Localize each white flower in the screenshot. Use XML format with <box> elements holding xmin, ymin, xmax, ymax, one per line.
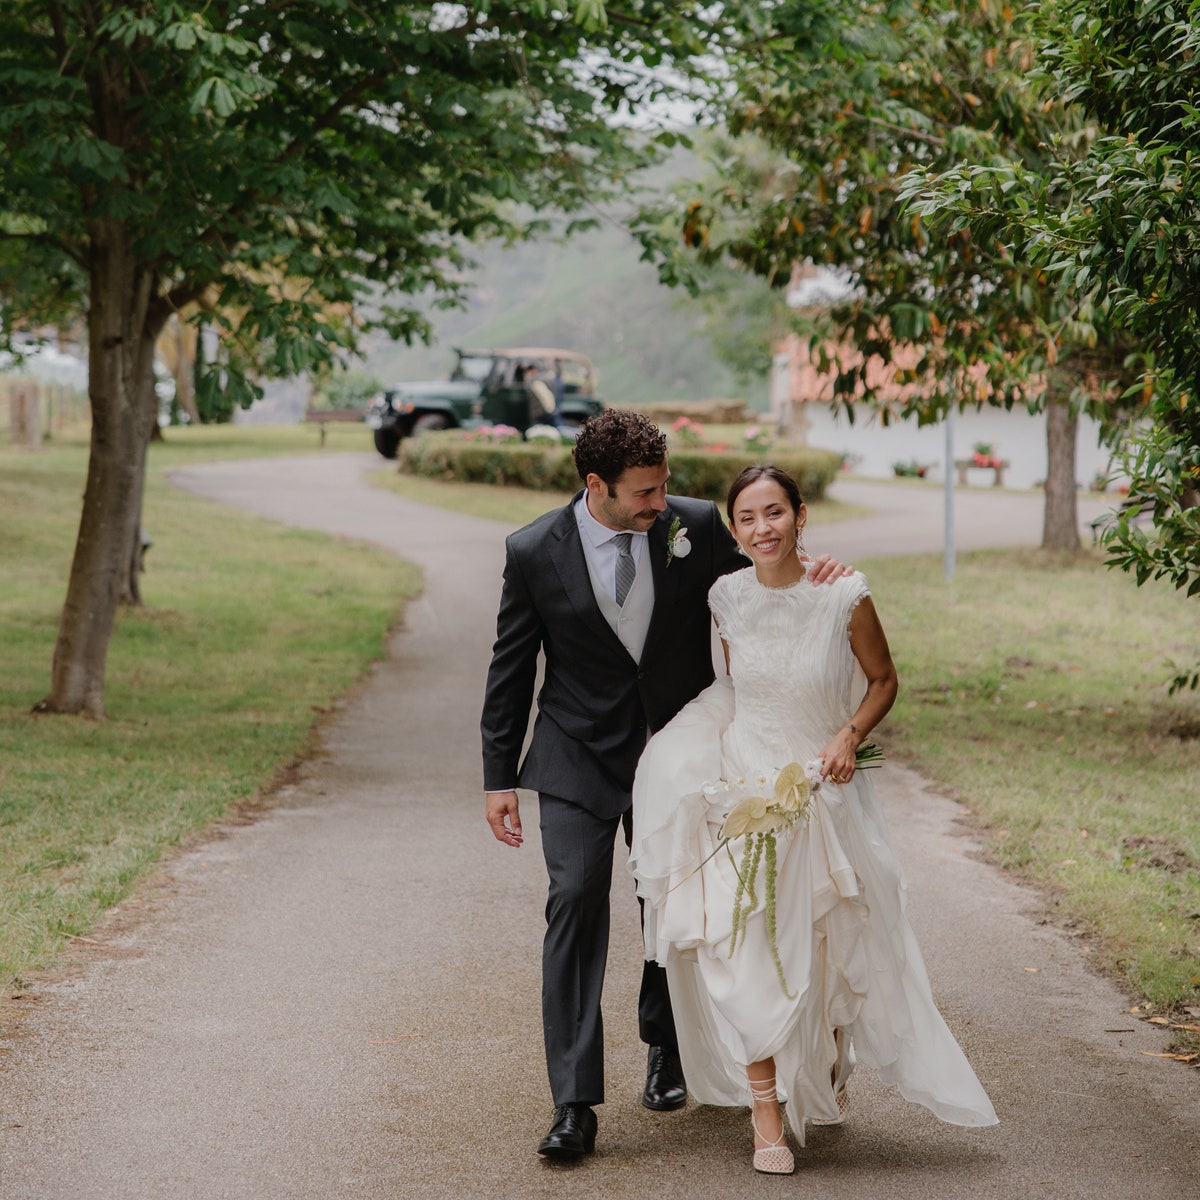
<box><xmin>803</xmin><ymin>758</ymin><xmax>825</xmax><ymax>786</ymax></box>
<box><xmin>667</xmin><ymin>516</ymin><xmax>691</xmax><ymax>564</ymax></box>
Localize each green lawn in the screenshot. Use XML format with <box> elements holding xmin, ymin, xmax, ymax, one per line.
<box><xmin>864</xmin><ymin>548</ymin><xmax>1200</xmax><ymax>1051</ymax></box>
<box><xmin>1</xmin><ymin>424</ymin><xmax>417</xmax><ymax>985</ymax></box>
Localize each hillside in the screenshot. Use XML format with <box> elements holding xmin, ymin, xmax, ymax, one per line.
<box><xmin>358</xmin><ymin>155</ymin><xmax>770</xmax><ymax>412</ymax></box>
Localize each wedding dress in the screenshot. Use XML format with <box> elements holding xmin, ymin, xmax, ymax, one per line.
<box><xmin>629</xmin><ymin>567</ymin><xmax>997</xmax><ymax>1141</ymax></box>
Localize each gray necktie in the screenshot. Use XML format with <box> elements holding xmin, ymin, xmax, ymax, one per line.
<box><xmin>613</xmin><ymin>532</ymin><xmax>635</xmax><ymax>606</ymax></box>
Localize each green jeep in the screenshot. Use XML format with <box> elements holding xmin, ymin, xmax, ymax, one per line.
<box><xmin>366</xmin><ymin>347</ymin><xmax>603</xmax><ymax>459</ymax></box>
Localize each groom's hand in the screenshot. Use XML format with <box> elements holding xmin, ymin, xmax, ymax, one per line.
<box><xmin>804</xmin><ymin>553</ymin><xmax>853</xmax><ymax>584</ymax></box>
<box><xmin>486</xmin><ymin>790</ymin><xmax>524</xmax><ymax>848</ymax></box>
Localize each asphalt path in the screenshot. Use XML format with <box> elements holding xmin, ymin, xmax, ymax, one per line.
<box><xmin>2</xmin><ymin>454</ymin><xmax>1196</xmax><ymax>1200</ymax></box>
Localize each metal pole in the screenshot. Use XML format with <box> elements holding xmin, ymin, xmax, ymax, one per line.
<box><xmin>944</xmin><ymin>405</ymin><xmax>956</xmax><ymax>581</ymax></box>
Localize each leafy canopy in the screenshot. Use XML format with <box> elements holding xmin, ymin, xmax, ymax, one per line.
<box><xmin>637</xmin><ymin>0</ymin><xmax>1129</xmax><ymax>427</ymax></box>
<box><xmin>905</xmin><ymin>0</ymin><xmax>1200</xmax><ymax>626</ymax></box>
<box><xmin>0</xmin><ymin>1</ymin><xmax>726</xmax><ymax>398</ymax></box>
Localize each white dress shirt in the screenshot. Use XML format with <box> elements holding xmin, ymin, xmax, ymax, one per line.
<box><xmin>574</xmin><ymin>494</ymin><xmax>648</xmax><ymax>602</ymax></box>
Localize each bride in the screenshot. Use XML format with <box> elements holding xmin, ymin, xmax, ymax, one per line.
<box><xmin>629</xmin><ymin>465</ymin><xmax>997</xmax><ymax>1174</ymax></box>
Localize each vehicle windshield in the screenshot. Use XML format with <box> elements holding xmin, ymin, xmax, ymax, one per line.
<box><xmin>451</xmin><ymin>353</ymin><xmax>495</xmax><ymax>383</ymax></box>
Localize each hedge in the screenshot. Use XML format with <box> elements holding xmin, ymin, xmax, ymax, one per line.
<box><xmin>397</xmin><ymin>433</ymin><xmax>842</xmax><ymax>504</ymax></box>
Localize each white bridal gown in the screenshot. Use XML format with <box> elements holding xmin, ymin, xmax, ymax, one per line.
<box><xmin>629</xmin><ymin>567</ymin><xmax>997</xmax><ymax>1140</ymax></box>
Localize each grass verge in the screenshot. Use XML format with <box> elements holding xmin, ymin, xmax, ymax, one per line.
<box><xmin>863</xmin><ymin>548</ymin><xmax>1199</xmax><ymax>1056</ymax></box>
<box><xmin>1</xmin><ymin>425</ymin><xmax>418</xmax><ymax>986</ymax></box>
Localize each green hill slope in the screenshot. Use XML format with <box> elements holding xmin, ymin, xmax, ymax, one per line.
<box><xmin>360</xmin><ymin>157</ymin><xmax>769</xmax><ymax>411</ymax></box>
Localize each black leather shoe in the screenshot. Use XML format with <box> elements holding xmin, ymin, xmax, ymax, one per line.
<box><xmin>537</xmin><ymin>1104</ymin><xmax>597</xmax><ymax>1160</ymax></box>
<box><xmin>642</xmin><ymin>1045</ymin><xmax>686</xmax><ymax>1111</ymax></box>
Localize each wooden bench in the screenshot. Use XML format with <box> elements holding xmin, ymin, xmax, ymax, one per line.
<box><xmin>954</xmin><ymin>458</ymin><xmax>1010</xmax><ymax>487</ymax></box>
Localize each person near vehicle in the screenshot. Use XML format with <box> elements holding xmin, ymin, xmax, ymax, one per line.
<box><xmin>524</xmin><ymin>362</ymin><xmax>562</xmax><ymax>430</ymax></box>
<box><xmin>479</xmin><ymin>412</ymin><xmax>851</xmax><ymax>1161</ymax></box>
<box><xmin>629</xmin><ymin>464</ymin><xmax>998</xmax><ymax>1175</ymax></box>
<box><xmin>552</xmin><ymin>358</ymin><xmax>568</xmax><ymax>412</ymax></box>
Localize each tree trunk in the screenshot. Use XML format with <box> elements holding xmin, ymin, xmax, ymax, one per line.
<box><xmin>1042</xmin><ymin>392</ymin><xmax>1081</xmax><ymax>552</ymax></box>
<box><xmin>119</xmin><ymin>354</ymin><xmax>163</xmax><ymax>606</ymax></box>
<box><xmin>35</xmin><ymin>220</ymin><xmax>162</xmax><ymax>718</ymax></box>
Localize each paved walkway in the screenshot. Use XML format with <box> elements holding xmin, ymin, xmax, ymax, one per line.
<box><xmin>2</xmin><ymin>456</ymin><xmax>1195</xmax><ymax>1200</ymax></box>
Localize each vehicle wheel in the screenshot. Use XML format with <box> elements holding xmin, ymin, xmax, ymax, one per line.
<box><xmin>412</xmin><ymin>412</ymin><xmax>450</xmax><ymax>435</ymax></box>
<box><xmin>373</xmin><ymin>428</ymin><xmax>401</xmax><ymax>459</ymax></box>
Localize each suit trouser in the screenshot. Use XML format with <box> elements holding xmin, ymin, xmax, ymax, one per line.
<box><xmin>538</xmin><ymin>792</ymin><xmax>677</xmax><ymax>1107</ymax></box>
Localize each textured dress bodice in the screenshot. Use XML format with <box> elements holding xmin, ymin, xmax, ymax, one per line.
<box><xmin>708</xmin><ymin>567</ymin><xmax>868</xmax><ymax>777</ymax></box>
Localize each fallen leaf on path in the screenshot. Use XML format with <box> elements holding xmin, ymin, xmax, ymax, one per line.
<box><xmin>1140</xmin><ymin>1051</ymin><xmax>1200</xmax><ymax>1062</ymax></box>
<box><xmin>1023</xmin><ymin>966</ymin><xmax>1039</xmax><ymax>973</ymax></box>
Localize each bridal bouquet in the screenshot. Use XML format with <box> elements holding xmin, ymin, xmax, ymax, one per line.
<box><xmin>715</xmin><ymin>743</ymin><xmax>885</xmax><ymax>996</ymax></box>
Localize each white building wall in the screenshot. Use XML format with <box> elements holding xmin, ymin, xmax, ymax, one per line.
<box><xmin>798</xmin><ymin>402</ymin><xmax>1117</xmax><ymax>492</ymax></box>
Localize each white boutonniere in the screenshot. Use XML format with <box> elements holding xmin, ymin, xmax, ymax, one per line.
<box><xmin>666</xmin><ymin>516</ymin><xmax>691</xmax><ymax>564</ymax></box>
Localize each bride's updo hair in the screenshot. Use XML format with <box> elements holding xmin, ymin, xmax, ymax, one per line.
<box><xmin>726</xmin><ymin>464</ymin><xmax>804</xmax><ymax>521</ymax></box>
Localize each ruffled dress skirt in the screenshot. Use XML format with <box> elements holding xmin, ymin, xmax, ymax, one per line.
<box><xmin>629</xmin><ymin>678</ymin><xmax>998</xmax><ymax>1142</ymax></box>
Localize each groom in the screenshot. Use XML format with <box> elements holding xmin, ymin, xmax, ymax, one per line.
<box><xmin>480</xmin><ymin>409</ymin><xmax>845</xmax><ymax>1160</ymax></box>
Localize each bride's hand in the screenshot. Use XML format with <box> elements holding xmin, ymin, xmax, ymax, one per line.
<box><xmin>818</xmin><ymin>731</ymin><xmax>859</xmax><ymax>785</ymax></box>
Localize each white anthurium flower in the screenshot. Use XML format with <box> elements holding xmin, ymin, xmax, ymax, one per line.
<box><xmin>666</xmin><ymin>516</ymin><xmax>691</xmax><ymax>564</ymax></box>
<box><xmin>720</xmin><ymin>794</ymin><xmax>772</xmax><ymax>839</ymax></box>
<box><xmin>773</xmin><ymin>762</ymin><xmax>812</xmax><ymax>816</ymax></box>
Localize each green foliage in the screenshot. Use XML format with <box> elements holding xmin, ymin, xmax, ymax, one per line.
<box><xmin>636</xmin><ymin>0</ymin><xmax>1133</xmax><ymax>429</ymax></box>
<box><xmin>665</xmin><ymin>447</ymin><xmax>839</xmax><ymax>505</ymax></box>
<box><xmin>400</xmin><ymin>434</ymin><xmax>581</xmax><ymax>491</ymax></box>
<box><xmin>0</xmin><ymin>1</ymin><xmax>729</xmax><ymax>390</ymax></box>
<box><xmin>398</xmin><ymin>431</ymin><xmax>840</xmax><ymax>503</ymax></box>
<box><xmin>905</xmin><ymin>0</ymin><xmax>1199</xmax><ymax>667</ymax></box>
<box><xmin>313</xmin><ymin>367</ymin><xmax>383</xmax><ymax>411</ymax></box>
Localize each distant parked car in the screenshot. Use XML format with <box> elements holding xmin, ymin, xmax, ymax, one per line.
<box><xmin>365</xmin><ymin>347</ymin><xmax>603</xmax><ymax>458</ymax></box>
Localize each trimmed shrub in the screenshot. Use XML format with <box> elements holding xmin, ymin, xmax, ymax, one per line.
<box><xmin>665</xmin><ymin>448</ymin><xmax>840</xmax><ymax>503</ymax></box>
<box><xmin>398</xmin><ymin>432</ymin><xmax>841</xmax><ymax>502</ymax></box>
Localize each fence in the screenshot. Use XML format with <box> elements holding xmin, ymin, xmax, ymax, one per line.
<box><xmin>0</xmin><ymin>376</ymin><xmax>90</xmax><ymax>448</ymax></box>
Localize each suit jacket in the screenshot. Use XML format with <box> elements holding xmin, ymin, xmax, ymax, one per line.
<box><xmin>480</xmin><ymin>491</ymin><xmax>745</xmax><ymax>819</ymax></box>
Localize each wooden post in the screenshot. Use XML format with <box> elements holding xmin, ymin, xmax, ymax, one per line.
<box><xmin>10</xmin><ymin>382</ymin><xmax>43</xmax><ymax>449</ymax></box>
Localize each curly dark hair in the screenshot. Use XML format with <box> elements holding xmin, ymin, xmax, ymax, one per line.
<box><xmin>572</xmin><ymin>409</ymin><xmax>668</xmax><ymax>487</ymax></box>
<box><xmin>726</xmin><ymin>464</ymin><xmax>804</xmax><ymax>522</ymax></box>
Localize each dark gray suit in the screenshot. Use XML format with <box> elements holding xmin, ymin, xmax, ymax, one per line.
<box><xmin>481</xmin><ymin>491</ymin><xmax>743</xmax><ymax>1106</ymax></box>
